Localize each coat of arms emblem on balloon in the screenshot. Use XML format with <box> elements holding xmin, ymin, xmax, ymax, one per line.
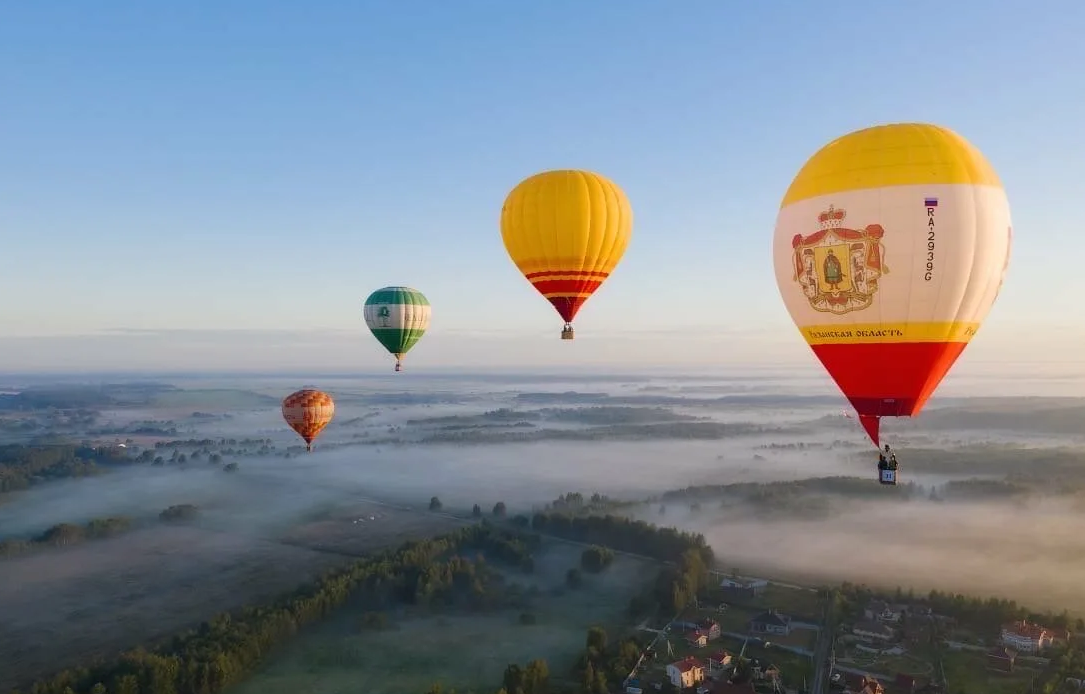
<box><xmin>791</xmin><ymin>205</ymin><xmax>889</xmax><ymax>315</ymax></box>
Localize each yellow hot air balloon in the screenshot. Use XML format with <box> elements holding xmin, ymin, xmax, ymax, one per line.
<box><xmin>772</xmin><ymin>123</ymin><xmax>1012</xmax><ymax>448</ymax></box>
<box><xmin>500</xmin><ymin>169</ymin><xmax>633</xmax><ymax>339</ymax></box>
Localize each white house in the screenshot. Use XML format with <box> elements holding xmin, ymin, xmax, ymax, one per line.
<box><xmin>864</xmin><ymin>600</ymin><xmax>903</xmax><ymax>623</ymax></box>
<box><xmin>1001</xmin><ymin>621</ymin><xmax>1053</xmax><ymax>653</ymax></box>
<box><xmin>853</xmin><ymin>620</ymin><xmax>895</xmax><ymax>643</ymax></box>
<box><xmin>719</xmin><ymin>577</ymin><xmax>768</xmax><ymax>592</ymax></box>
<box><xmin>666</xmin><ymin>657</ymin><xmax>706</xmax><ymax>689</ymax></box>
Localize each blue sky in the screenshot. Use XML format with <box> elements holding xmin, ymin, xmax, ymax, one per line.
<box><xmin>2</xmin><ymin>1</ymin><xmax>1083</xmax><ymax>372</ymax></box>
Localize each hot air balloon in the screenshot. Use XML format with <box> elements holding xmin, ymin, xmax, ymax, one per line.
<box><xmin>773</xmin><ymin>123</ymin><xmax>1012</xmax><ymax>450</ymax></box>
<box><xmin>500</xmin><ymin>169</ymin><xmax>633</xmax><ymax>340</ymax></box>
<box><xmin>363</xmin><ymin>286</ymin><xmax>431</xmax><ymax>372</ymax></box>
<box><xmin>281</xmin><ymin>388</ymin><xmax>335</xmax><ymax>452</ymax></box>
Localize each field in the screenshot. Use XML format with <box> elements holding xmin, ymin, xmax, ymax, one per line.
<box><xmin>712</xmin><ymin>583</ymin><xmax>824</xmax><ymax>619</ymax></box>
<box><xmin>834</xmin><ymin>641</ymin><xmax>936</xmax><ymax>682</ymax></box>
<box><xmin>0</xmin><ymin>503</ymin><xmax>460</xmax><ymax>692</ymax></box>
<box><xmin>940</xmin><ymin>648</ymin><xmax>1041</xmax><ymax>694</ymax></box>
<box><xmin>230</xmin><ymin>541</ymin><xmax>658</xmax><ymax>694</ymax></box>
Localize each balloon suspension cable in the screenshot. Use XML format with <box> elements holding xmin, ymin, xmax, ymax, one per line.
<box><xmin>858</xmin><ymin>413</ymin><xmax>881</xmax><ymax>448</ymax></box>
<box><xmin>561</xmin><ymin>323</ymin><xmax>575</xmax><ymax>340</ymax></box>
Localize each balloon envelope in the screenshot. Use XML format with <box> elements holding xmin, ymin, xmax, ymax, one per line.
<box><xmin>500</xmin><ymin>169</ymin><xmax>633</xmax><ymax>334</ymax></box>
<box><xmin>281</xmin><ymin>388</ymin><xmax>335</xmax><ymax>451</ymax></box>
<box><xmin>363</xmin><ymin>286</ymin><xmax>431</xmax><ymax>371</ymax></box>
<box><xmin>772</xmin><ymin>123</ymin><xmax>1012</xmax><ymax>445</ymax></box>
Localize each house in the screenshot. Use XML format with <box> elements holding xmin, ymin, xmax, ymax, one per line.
<box><xmin>986</xmin><ymin>646</ymin><xmax>1017</xmax><ymax>673</ymax></box>
<box><xmin>1001</xmin><ymin>620</ymin><xmax>1053</xmax><ymax>653</ymax></box>
<box><xmin>864</xmin><ymin>600</ymin><xmax>903</xmax><ymax>623</ymax></box>
<box><xmin>719</xmin><ymin>577</ymin><xmax>767</xmax><ymax>595</ymax></box>
<box><xmin>853</xmin><ymin>620</ymin><xmax>895</xmax><ymax>643</ymax></box>
<box><xmin>687</xmin><ymin>630</ymin><xmax>708</xmax><ymax>648</ymax></box>
<box><xmin>697</xmin><ymin>618</ymin><xmax>722</xmax><ymax>640</ymax></box>
<box><xmin>748</xmin><ymin>609</ymin><xmax>791</xmax><ymax>636</ymax></box>
<box><xmin>706</xmin><ymin>651</ymin><xmax>732</xmax><ymax>673</ymax></box>
<box><xmin>666</xmin><ymin>657</ymin><xmax>706</xmax><ymax>689</ymax></box>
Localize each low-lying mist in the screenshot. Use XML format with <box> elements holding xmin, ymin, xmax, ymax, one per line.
<box><xmin>635</xmin><ymin>497</ymin><xmax>1085</xmax><ymax>613</ymax></box>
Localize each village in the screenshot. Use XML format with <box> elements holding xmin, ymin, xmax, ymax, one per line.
<box><xmin>620</xmin><ymin>576</ymin><xmax>1074</xmax><ymax>694</ymax></box>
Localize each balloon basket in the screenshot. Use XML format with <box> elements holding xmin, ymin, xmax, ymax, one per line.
<box><xmin>561</xmin><ymin>325</ymin><xmax>575</xmax><ymax>340</ymax></box>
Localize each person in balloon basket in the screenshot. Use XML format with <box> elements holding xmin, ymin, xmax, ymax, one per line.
<box><xmin>877</xmin><ymin>445</ymin><xmax>898</xmax><ymax>485</ymax></box>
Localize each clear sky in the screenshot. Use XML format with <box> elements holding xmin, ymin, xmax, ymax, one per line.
<box><xmin>2</xmin><ymin>1</ymin><xmax>1083</xmax><ymax>373</ymax></box>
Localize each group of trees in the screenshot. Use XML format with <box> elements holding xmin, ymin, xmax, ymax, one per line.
<box><xmin>579</xmin><ymin>545</ymin><xmax>614</xmax><ymax>573</ymax></box>
<box><xmin>530</xmin><ymin>511</ymin><xmax>714</xmax><ymax>566</ymax></box>
<box><xmin>424</xmin><ymin>625</ymin><xmax>644</xmax><ymax>694</ymax></box>
<box><xmin>525</xmin><ymin>510</ymin><xmax>713</xmax><ymax>616</ymax></box>
<box><xmin>0</xmin><ymin>516</ymin><xmax>133</xmax><ymax>556</ymax></box>
<box><xmin>10</xmin><ymin>523</ymin><xmax>544</xmax><ymax>694</ymax></box>
<box><xmin>469</xmin><ymin>502</ymin><xmax>508</xmax><ymax>518</ymax></box>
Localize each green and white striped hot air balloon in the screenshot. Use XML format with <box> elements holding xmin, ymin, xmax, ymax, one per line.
<box><xmin>362</xmin><ymin>286</ymin><xmax>431</xmax><ymax>372</ymax></box>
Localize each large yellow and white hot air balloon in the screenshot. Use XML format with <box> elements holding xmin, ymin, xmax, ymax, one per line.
<box><xmin>500</xmin><ymin>169</ymin><xmax>633</xmax><ymax>339</ymax></box>
<box><xmin>773</xmin><ymin>123</ymin><xmax>1012</xmax><ymax>446</ymax></box>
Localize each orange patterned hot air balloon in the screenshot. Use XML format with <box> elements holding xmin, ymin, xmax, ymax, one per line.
<box><xmin>281</xmin><ymin>388</ymin><xmax>335</xmax><ymax>452</ymax></box>
<box><xmin>500</xmin><ymin>169</ymin><xmax>633</xmax><ymax>340</ymax></box>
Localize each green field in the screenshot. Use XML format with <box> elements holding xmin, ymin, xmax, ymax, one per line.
<box><xmin>709</xmin><ymin>583</ymin><xmax>823</xmax><ymax>619</ymax></box>
<box><xmin>229</xmin><ymin>542</ymin><xmax>656</xmax><ymax>694</ymax></box>
<box><xmin>941</xmin><ymin>649</ymin><xmax>1040</xmax><ymax>694</ymax></box>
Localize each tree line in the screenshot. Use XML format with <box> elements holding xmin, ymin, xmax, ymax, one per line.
<box><xmin>0</xmin><ymin>444</ymin><xmax>132</xmax><ymax>493</ymax></box>
<box><xmin>835</xmin><ymin>582</ymin><xmax>1085</xmax><ymax>635</ymax></box>
<box><xmin>529</xmin><ymin>511</ymin><xmax>714</xmax><ymax>565</ymax></box>
<box><xmin>527</xmin><ymin>510</ymin><xmax>713</xmax><ymax>616</ymax></box>
<box><xmin>0</xmin><ymin>516</ymin><xmax>133</xmax><ymax>556</ymax></box>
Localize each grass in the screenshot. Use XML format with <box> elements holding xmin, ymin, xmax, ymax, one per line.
<box><xmin>836</xmin><ymin>642</ymin><xmax>935</xmax><ymax>678</ymax></box>
<box><xmin>229</xmin><ymin>542</ymin><xmax>656</xmax><ymax>694</ymax></box>
<box><xmin>871</xmin><ymin>654</ymin><xmax>933</xmax><ymax>676</ymax></box>
<box><xmin>709</xmin><ymin>583</ymin><xmax>823</xmax><ymax>621</ymax></box>
<box><xmin>940</xmin><ymin>649</ymin><xmax>1038</xmax><ymax>694</ymax></box>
